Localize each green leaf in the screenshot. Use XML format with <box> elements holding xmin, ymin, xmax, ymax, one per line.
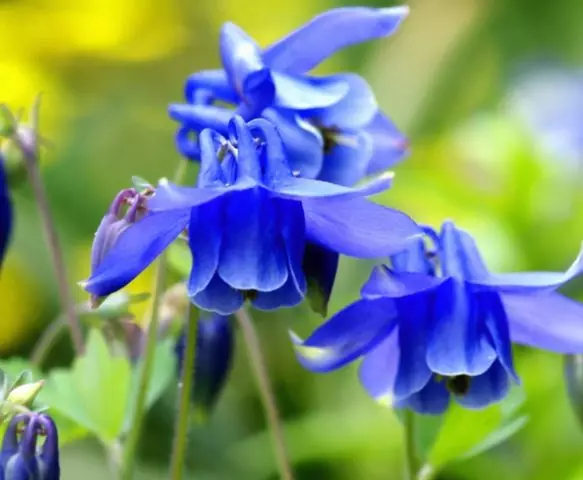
<box><xmin>413</xmin><ymin>413</ymin><xmax>444</xmax><ymax>461</ymax></box>
<box><xmin>168</xmin><ymin>241</ymin><xmax>192</xmax><ymax>278</ymax></box>
<box><xmin>462</xmin><ymin>415</ymin><xmax>528</xmax><ymax>460</ymax></box>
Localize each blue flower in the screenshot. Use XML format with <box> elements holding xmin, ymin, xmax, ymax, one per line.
<box><xmin>1</xmin><ymin>413</ymin><xmax>60</xmax><ymax>479</ymax></box>
<box><xmin>292</xmin><ymin>220</ymin><xmax>583</xmax><ymax>414</ymax></box>
<box><xmin>170</xmin><ymin>7</ymin><xmax>409</xmax><ymax>186</ymax></box>
<box><xmin>0</xmin><ymin>154</ymin><xmax>12</xmax><ymax>269</ymax></box>
<box><xmin>174</xmin><ymin>314</ymin><xmax>234</xmax><ymax>421</ymax></box>
<box><xmin>83</xmin><ymin>116</ymin><xmax>420</xmax><ymax>314</ymax></box>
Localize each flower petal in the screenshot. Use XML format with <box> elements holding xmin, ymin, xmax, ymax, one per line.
<box><xmin>218</xmin><ymin>189</ymin><xmax>288</xmax><ymax>292</ymax></box>
<box><xmin>473</xmin><ymin>242</ymin><xmax>583</xmax><ymax>293</ymax></box>
<box><xmin>271</xmin><ymin>72</ymin><xmax>349</xmax><ymax>110</ymax></box>
<box><xmin>302</xmin><ymin>243</ymin><xmax>339</xmax><ymax>316</ymax></box>
<box><xmin>192</xmin><ymin>273</ymin><xmax>244</xmax><ymax>315</ymax></box>
<box><xmin>0</xmin><ymin>160</ymin><xmax>12</xmax><ymax>269</ymax></box>
<box><xmin>426</xmin><ymin>279</ymin><xmax>498</xmax><ymax>376</ymax></box>
<box><xmin>253</xmin><ymin>274</ymin><xmax>305</xmax><ymax>311</ymax></box>
<box><xmin>317</xmin><ymin>130</ymin><xmax>373</xmax><ymax>187</ymax></box>
<box><xmin>263</xmin><ymin>6</ymin><xmax>409</xmax><ymax>73</ymax></box>
<box><xmin>360</xmin><ymin>265</ymin><xmax>445</xmax><ymax>299</ymax></box>
<box><xmin>364</xmin><ymin>112</ymin><xmax>409</xmax><ymax>175</ymax></box>
<box><xmin>439</xmin><ymin>220</ymin><xmax>490</xmax><ymax>281</ymax></box>
<box><xmin>455</xmin><ymin>361</ymin><xmax>509</xmax><ymax>409</ymax></box>
<box><xmin>176</xmin><ymin>126</ymin><xmax>201</xmax><ymax>160</ymax></box>
<box><xmin>303</xmin><ymin>196</ymin><xmax>421</xmax><ymax>258</ymax></box>
<box><xmin>398</xmin><ymin>377</ymin><xmax>450</xmax><ymax>415</ymax></box>
<box><xmin>280</xmin><ymin>198</ymin><xmax>308</xmax><ymax>296</ymax></box>
<box><xmin>184</xmin><ymin>69</ymin><xmax>237</xmax><ymax>104</ymax></box>
<box><xmin>358</xmin><ymin>329</ymin><xmax>400</xmax><ymax>405</ymax></box>
<box><xmin>169</xmin><ymin>104</ymin><xmax>232</xmax><ymax>135</ymax></box>
<box><xmin>503</xmin><ymin>291</ymin><xmax>583</xmax><ymax>353</ymax></box>
<box><xmin>292</xmin><ymin>298</ymin><xmax>398</xmax><ymax>373</ymax></box>
<box><xmin>391</xmin><ymin>235</ymin><xmax>435</xmax><ymax>275</ymax></box>
<box><xmin>83</xmin><ymin>209</ymin><xmax>189</xmax><ymax>297</ymax></box>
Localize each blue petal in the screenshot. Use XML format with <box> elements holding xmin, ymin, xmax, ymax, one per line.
<box><xmin>198</xmin><ymin>129</ymin><xmax>228</xmax><ymax>187</ymax></box>
<box><xmin>303</xmin><ymin>196</ymin><xmax>421</xmax><ymax>258</ymax></box>
<box><xmin>263</xmin><ymin>6</ymin><xmax>409</xmax><ymax>73</ymax></box>
<box><xmin>292</xmin><ymin>298</ymin><xmax>398</xmax><ymax>373</ymax></box>
<box><xmin>455</xmin><ymin>361</ymin><xmax>509</xmax><ymax>409</ymax></box>
<box><xmin>317</xmin><ymin>131</ymin><xmax>373</xmax><ymax>187</ymax></box>
<box><xmin>218</xmin><ymin>189</ymin><xmax>288</xmax><ymax>292</ymax></box>
<box><xmin>360</xmin><ymin>265</ymin><xmax>445</xmax><ymax>299</ymax></box>
<box><xmin>503</xmin><ymin>292</ymin><xmax>583</xmax><ymax>353</ymax></box>
<box><xmin>184</xmin><ymin>69</ymin><xmax>237</xmax><ymax>104</ymax></box>
<box><xmin>358</xmin><ymin>329</ymin><xmax>400</xmax><ymax>405</ymax></box>
<box><xmin>176</xmin><ymin>126</ymin><xmax>201</xmax><ymax>160</ymax></box>
<box><xmin>302</xmin><ymin>243</ymin><xmax>339</xmax><ymax>315</ymax></box>
<box><xmin>193</xmin><ymin>273</ymin><xmax>244</xmax><ymax>315</ymax></box>
<box><xmin>220</xmin><ymin>23</ymin><xmax>274</xmax><ymax>109</ymax></box>
<box><xmin>309</xmin><ymin>74</ymin><xmax>377</xmax><ymax>129</ymax></box>
<box><xmin>83</xmin><ymin>209</ymin><xmax>189</xmax><ymax>297</ymax></box>
<box><xmin>0</xmin><ymin>160</ymin><xmax>12</xmax><ymax>269</ymax></box>
<box><xmin>169</xmin><ymin>104</ymin><xmax>231</xmax><ymax>135</ymax></box>
<box><xmin>398</xmin><ymin>377</ymin><xmax>450</xmax><ymax>415</ymax></box>
<box><xmin>228</xmin><ymin>116</ymin><xmax>262</xmax><ymax>181</ymax></box>
<box><xmin>253</xmin><ymin>275</ymin><xmax>305</xmax><ymax>311</ymax></box>
<box><xmin>261</xmin><ymin>109</ymin><xmax>324</xmax><ymax>180</ymax></box>
<box><xmin>365</xmin><ymin>112</ymin><xmax>409</xmax><ymax>175</ymax></box>
<box><xmin>391</xmin><ymin>236</ymin><xmax>435</xmax><ymax>275</ymax></box>
<box><xmin>426</xmin><ymin>279</ymin><xmax>498</xmax><ymax>376</ymax></box>
<box><xmin>271</xmin><ymin>72</ymin><xmax>349</xmax><ymax>110</ymax></box>
<box><xmin>439</xmin><ymin>220</ymin><xmax>490</xmax><ymax>281</ymax></box>
<box><xmin>473</xmin><ymin>242</ymin><xmax>583</xmax><ymax>293</ymax></box>
<box><xmin>187</xmin><ymin>201</ymin><xmax>222</xmax><ymax>296</ymax></box>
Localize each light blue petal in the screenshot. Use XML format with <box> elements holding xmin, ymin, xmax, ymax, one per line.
<box><xmin>83</xmin><ymin>209</ymin><xmax>189</xmax><ymax>297</ymax></box>
<box><xmin>473</xmin><ymin>242</ymin><xmax>583</xmax><ymax>293</ymax></box>
<box><xmin>184</xmin><ymin>69</ymin><xmax>237</xmax><ymax>104</ymax></box>
<box><xmin>398</xmin><ymin>377</ymin><xmax>450</xmax><ymax>415</ymax></box>
<box><xmin>317</xmin><ymin>130</ymin><xmax>373</xmax><ymax>187</ymax></box>
<box><xmin>192</xmin><ymin>273</ymin><xmax>244</xmax><ymax>315</ymax></box>
<box><xmin>292</xmin><ymin>298</ymin><xmax>398</xmax><ymax>373</ymax></box>
<box><xmin>503</xmin><ymin>292</ymin><xmax>583</xmax><ymax>353</ymax></box>
<box><xmin>439</xmin><ymin>220</ymin><xmax>490</xmax><ymax>281</ymax></box>
<box><xmin>263</xmin><ymin>6</ymin><xmax>409</xmax><ymax>73</ymax></box>
<box><xmin>169</xmin><ymin>104</ymin><xmax>232</xmax><ymax>135</ymax></box>
<box><xmin>303</xmin><ymin>196</ymin><xmax>421</xmax><ymax>258</ymax></box>
<box><xmin>218</xmin><ymin>189</ymin><xmax>288</xmax><ymax>292</ymax></box>
<box><xmin>455</xmin><ymin>361</ymin><xmax>509</xmax><ymax>409</ymax></box>
<box><xmin>391</xmin><ymin>236</ymin><xmax>435</xmax><ymax>275</ymax></box>
<box><xmin>426</xmin><ymin>279</ymin><xmax>498</xmax><ymax>376</ymax></box>
<box><xmin>360</xmin><ymin>265</ymin><xmax>445</xmax><ymax>299</ymax></box>
<box><xmin>365</xmin><ymin>112</ymin><xmax>409</xmax><ymax>175</ymax></box>
<box><xmin>271</xmin><ymin>72</ymin><xmax>349</xmax><ymax>110</ymax></box>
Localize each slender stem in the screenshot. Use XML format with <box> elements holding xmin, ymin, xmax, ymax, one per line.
<box><xmin>234</xmin><ymin>308</ymin><xmax>293</xmax><ymax>480</ymax></box>
<box><xmin>417</xmin><ymin>464</ymin><xmax>436</xmax><ymax>480</ymax></box>
<box><xmin>120</xmin><ymin>161</ymin><xmax>188</xmax><ymax>480</ymax></box>
<box><xmin>403</xmin><ymin>409</ymin><xmax>420</xmax><ymax>480</ymax></box>
<box><xmin>169</xmin><ymin>305</ymin><xmax>199</xmax><ymax>479</ymax></box>
<box><xmin>19</xmin><ymin>96</ymin><xmax>84</xmax><ymax>355</ymax></box>
<box><xmin>30</xmin><ymin>315</ymin><xmax>66</xmax><ymax>367</ymax></box>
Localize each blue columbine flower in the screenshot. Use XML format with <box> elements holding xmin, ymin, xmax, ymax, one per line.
<box><xmin>175</xmin><ymin>314</ymin><xmax>234</xmax><ymax>421</ymax></box>
<box><xmin>292</xmin><ymin>220</ymin><xmax>583</xmax><ymax>414</ymax></box>
<box><xmin>1</xmin><ymin>413</ymin><xmax>60</xmax><ymax>479</ymax></box>
<box><xmin>82</xmin><ymin>116</ymin><xmax>420</xmax><ymax>314</ymax></box>
<box><xmin>170</xmin><ymin>6</ymin><xmax>410</xmax><ymax>186</ymax></box>
<box><xmin>0</xmin><ymin>154</ymin><xmax>12</xmax><ymax>270</ymax></box>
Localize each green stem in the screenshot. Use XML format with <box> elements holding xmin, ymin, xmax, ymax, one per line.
<box><xmin>120</xmin><ymin>160</ymin><xmax>188</xmax><ymax>480</ymax></box>
<box><xmin>234</xmin><ymin>308</ymin><xmax>293</xmax><ymax>480</ymax></box>
<box><xmin>403</xmin><ymin>409</ymin><xmax>420</xmax><ymax>480</ymax></box>
<box><xmin>169</xmin><ymin>305</ymin><xmax>199</xmax><ymax>479</ymax></box>
<box><xmin>30</xmin><ymin>315</ymin><xmax>66</xmax><ymax>367</ymax></box>
<box><xmin>417</xmin><ymin>464</ymin><xmax>437</xmax><ymax>480</ymax></box>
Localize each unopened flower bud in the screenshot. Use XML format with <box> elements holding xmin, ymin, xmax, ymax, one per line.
<box><xmin>7</xmin><ymin>381</ymin><xmax>44</xmax><ymax>409</ymax></box>
<box><xmin>175</xmin><ymin>314</ymin><xmax>234</xmax><ymax>422</ymax></box>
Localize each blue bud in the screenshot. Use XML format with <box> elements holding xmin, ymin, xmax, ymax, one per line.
<box><xmin>174</xmin><ymin>315</ymin><xmax>234</xmax><ymax>422</ymax></box>
<box><xmin>1</xmin><ymin>413</ymin><xmax>59</xmax><ymax>480</ymax></box>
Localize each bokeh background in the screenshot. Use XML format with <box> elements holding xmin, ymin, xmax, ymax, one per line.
<box><xmin>2</xmin><ymin>0</ymin><xmax>583</xmax><ymax>478</ymax></box>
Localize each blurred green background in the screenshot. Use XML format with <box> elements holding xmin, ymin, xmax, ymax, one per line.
<box><xmin>2</xmin><ymin>0</ymin><xmax>583</xmax><ymax>478</ymax></box>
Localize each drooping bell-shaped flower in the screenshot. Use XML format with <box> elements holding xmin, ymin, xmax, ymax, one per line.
<box><xmin>293</xmin><ymin>220</ymin><xmax>583</xmax><ymax>414</ymax></box>
<box><xmin>83</xmin><ymin>116</ymin><xmax>420</xmax><ymax>315</ymax></box>
<box><xmin>174</xmin><ymin>314</ymin><xmax>234</xmax><ymax>421</ymax></box>
<box><xmin>0</xmin><ymin>154</ymin><xmax>12</xmax><ymax>270</ymax></box>
<box><xmin>170</xmin><ymin>6</ymin><xmax>410</xmax><ymax>186</ymax></box>
<box><xmin>1</xmin><ymin>413</ymin><xmax>60</xmax><ymax>479</ymax></box>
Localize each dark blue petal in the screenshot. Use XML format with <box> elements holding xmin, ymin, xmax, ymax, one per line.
<box><xmin>187</xmin><ymin>201</ymin><xmax>222</xmax><ymax>296</ymax></box>
<box><xmin>169</xmin><ymin>104</ymin><xmax>231</xmax><ymax>136</ymax></box>
<box><xmin>317</xmin><ymin>131</ymin><xmax>373</xmax><ymax>187</ymax></box>
<box><xmin>0</xmin><ymin>158</ymin><xmax>12</xmax><ymax>269</ymax></box>
<box><xmin>503</xmin><ymin>292</ymin><xmax>583</xmax><ymax>353</ymax></box>
<box><xmin>292</xmin><ymin>298</ymin><xmax>397</xmax><ymax>373</ymax></box>
<box><xmin>439</xmin><ymin>220</ymin><xmax>490</xmax><ymax>281</ymax></box>
<box><xmin>455</xmin><ymin>361</ymin><xmax>509</xmax><ymax>409</ymax></box>
<box><xmin>263</xmin><ymin>6</ymin><xmax>409</xmax><ymax>73</ymax></box>
<box><xmin>83</xmin><ymin>209</ymin><xmax>190</xmax><ymax>297</ymax></box>
<box><xmin>193</xmin><ymin>273</ymin><xmax>244</xmax><ymax>315</ymax></box>
<box><xmin>473</xmin><ymin>243</ymin><xmax>583</xmax><ymax>293</ymax></box>
<box><xmin>176</xmin><ymin>126</ymin><xmax>201</xmax><ymax>160</ymax></box>
<box><xmin>270</xmin><ymin>72</ymin><xmax>349</xmax><ymax>110</ymax></box>
<box><xmin>358</xmin><ymin>329</ymin><xmax>400</xmax><ymax>405</ymax></box>
<box><xmin>198</xmin><ymin>129</ymin><xmax>228</xmax><ymax>187</ymax></box>
<box><xmin>228</xmin><ymin>116</ymin><xmax>262</xmax><ymax>181</ymax></box>
<box><xmin>261</xmin><ymin>109</ymin><xmax>324</xmax><ymax>180</ymax></box>
<box><xmin>218</xmin><ymin>189</ymin><xmax>288</xmax><ymax>292</ymax></box>
<box><xmin>426</xmin><ymin>279</ymin><xmax>497</xmax><ymax>376</ymax></box>
<box><xmin>252</xmin><ymin>275</ymin><xmax>305</xmax><ymax>311</ymax></box>
<box><xmin>398</xmin><ymin>377</ymin><xmax>450</xmax><ymax>415</ymax></box>
<box><xmin>365</xmin><ymin>112</ymin><xmax>409</xmax><ymax>176</ymax></box>
<box><xmin>391</xmin><ymin>236</ymin><xmax>434</xmax><ymax>275</ymax></box>
<box><xmin>38</xmin><ymin>415</ymin><xmax>60</xmax><ymax>479</ymax></box>
<box><xmin>302</xmin><ymin>243</ymin><xmax>339</xmax><ymax>316</ymax></box>
<box><xmin>220</xmin><ymin>23</ymin><xmax>274</xmax><ymax>109</ymax></box>
<box><xmin>184</xmin><ymin>69</ymin><xmax>237</xmax><ymax>104</ymax></box>
<box><xmin>360</xmin><ymin>265</ymin><xmax>445</xmax><ymax>299</ymax></box>
<box><xmin>303</xmin><ymin>196</ymin><xmax>421</xmax><ymax>258</ymax></box>
<box><xmin>308</xmin><ymin>74</ymin><xmax>377</xmax><ymax>129</ymax></box>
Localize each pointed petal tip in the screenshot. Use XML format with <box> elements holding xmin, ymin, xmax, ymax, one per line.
<box><xmin>378</xmin><ymin>5</ymin><xmax>410</xmax><ymax>29</ymax></box>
